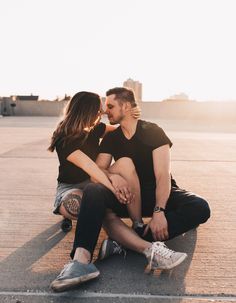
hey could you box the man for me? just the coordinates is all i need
[97,87,210,246]
[50,88,210,292]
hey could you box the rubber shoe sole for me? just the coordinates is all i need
[50,271,100,292]
[98,239,108,260]
[148,253,187,271]
[160,252,187,270]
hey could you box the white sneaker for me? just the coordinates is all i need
[144,242,187,270]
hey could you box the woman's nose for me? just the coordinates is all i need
[101,109,106,115]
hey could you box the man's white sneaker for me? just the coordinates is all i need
[144,242,187,270]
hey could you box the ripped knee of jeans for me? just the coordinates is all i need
[61,191,82,217]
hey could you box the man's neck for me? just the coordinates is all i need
[120,117,138,140]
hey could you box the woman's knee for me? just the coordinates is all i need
[59,189,82,219]
[84,183,109,195]
[82,183,110,207]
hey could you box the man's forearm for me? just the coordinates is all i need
[155,175,171,209]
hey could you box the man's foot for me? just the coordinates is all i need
[98,239,126,260]
[144,242,187,271]
[133,221,145,237]
[133,223,154,242]
[50,260,100,292]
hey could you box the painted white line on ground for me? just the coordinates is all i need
[0,291,235,301]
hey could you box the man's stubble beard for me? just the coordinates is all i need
[109,112,125,125]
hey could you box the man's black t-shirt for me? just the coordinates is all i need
[56,122,106,184]
[99,120,175,187]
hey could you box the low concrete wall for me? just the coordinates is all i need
[13,100,67,116]
[140,100,236,122]
[1,99,236,122]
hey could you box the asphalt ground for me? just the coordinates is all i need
[0,116,236,303]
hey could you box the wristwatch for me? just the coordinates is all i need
[153,206,165,213]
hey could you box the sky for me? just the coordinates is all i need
[0,0,236,101]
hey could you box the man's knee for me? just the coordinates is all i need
[113,157,136,176]
[195,197,211,223]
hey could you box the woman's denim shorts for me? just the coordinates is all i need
[53,179,91,215]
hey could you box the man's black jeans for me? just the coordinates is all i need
[71,183,210,258]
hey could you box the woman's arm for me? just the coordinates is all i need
[67,149,126,203]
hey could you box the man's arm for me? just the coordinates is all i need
[96,152,113,176]
[143,144,171,241]
[153,144,171,210]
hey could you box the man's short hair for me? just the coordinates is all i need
[106,87,137,107]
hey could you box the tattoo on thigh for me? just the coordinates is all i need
[62,194,82,217]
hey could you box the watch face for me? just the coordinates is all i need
[153,206,165,213]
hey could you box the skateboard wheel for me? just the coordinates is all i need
[61,218,72,232]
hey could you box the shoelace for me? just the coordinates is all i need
[112,241,127,258]
[149,242,175,269]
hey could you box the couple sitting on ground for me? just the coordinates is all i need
[48,87,210,292]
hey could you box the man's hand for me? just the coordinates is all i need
[143,212,169,241]
[109,174,134,204]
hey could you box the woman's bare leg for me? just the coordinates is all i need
[59,189,83,220]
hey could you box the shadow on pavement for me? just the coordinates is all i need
[0,222,197,300]
[72,228,197,297]
[0,222,66,290]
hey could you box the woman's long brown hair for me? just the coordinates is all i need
[48,91,101,152]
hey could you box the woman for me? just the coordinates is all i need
[48,91,142,229]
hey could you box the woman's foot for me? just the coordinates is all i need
[50,260,100,292]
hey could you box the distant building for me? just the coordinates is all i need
[0,97,16,116]
[62,94,71,101]
[13,95,39,101]
[168,93,189,101]
[123,78,142,102]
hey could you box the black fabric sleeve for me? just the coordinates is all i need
[92,122,106,138]
[62,139,83,159]
[99,132,114,155]
[139,122,172,150]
